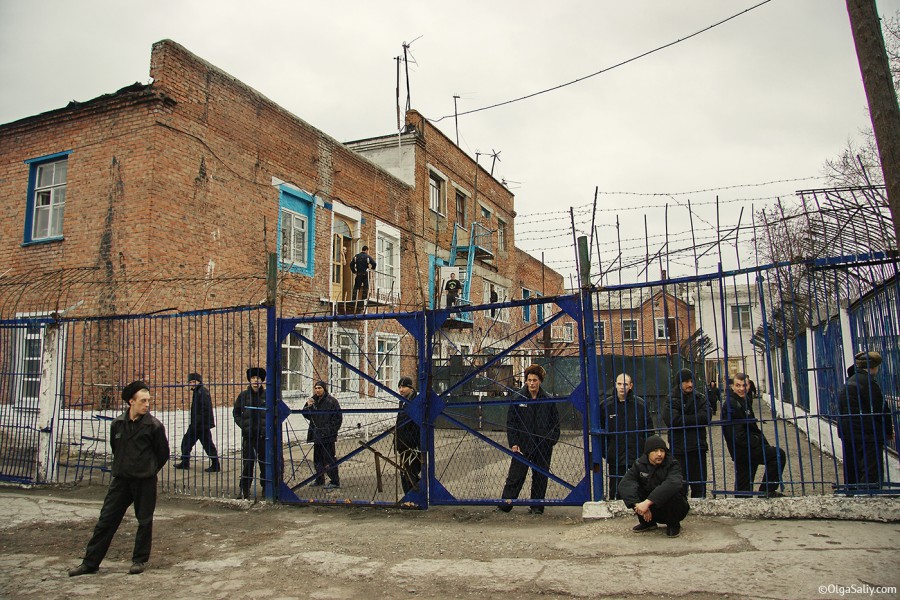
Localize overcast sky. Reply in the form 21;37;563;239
2;0;897;284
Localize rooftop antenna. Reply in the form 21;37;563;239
401;36;422;114
489;149;501;176
453;95;460;145
395;56;402;131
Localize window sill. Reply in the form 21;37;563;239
22;236;64;247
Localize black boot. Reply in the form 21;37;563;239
205;459;220;473
174;459;189;469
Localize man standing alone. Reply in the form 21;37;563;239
350;245;377;303
174;372;219;472
69;381;169;576
233;367;267;500
301;381;343;489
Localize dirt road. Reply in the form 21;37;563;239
1;485;899;599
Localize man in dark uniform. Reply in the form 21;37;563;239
174;372;219;472
497;364;560;514
444;271;461;307
350;245;377;302
301;380;343;489
838;351;894;491
619;435;690;538
663;369;711;498
394;376;422;495
722;372;786;498
68;381;170;576
233;367;267;500
601;372;653;500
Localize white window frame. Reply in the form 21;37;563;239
281;325;313;402
594;320;606;342
453;185;468;230
280;208;308;268
375;334;400;391
622;319;639;341
329;327;360;397
497;218;507;252
31;158;67;241
480;204;492;220
731;304;752;330
428;166;447;215
375;221;401;301
655;317;675;340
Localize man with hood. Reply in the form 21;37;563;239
233;367;266;500
662;369;711;498
619;435;690;538
837;351;894;490
174;372;219;472
497;364;560;515
68;381;170;576
601;372;653;500
394;376;422;494
301;380;343;489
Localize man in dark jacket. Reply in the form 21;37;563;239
233;367;267;500
619;435;689;538
394;376;422;495
838;351;894;490
707;381;721;415
301;380;343;489
662;369;710;498
69;381;170;576
350;245;377;302
497;364;560;515
722;372;786;498
601;372;653;500
174;372;219;472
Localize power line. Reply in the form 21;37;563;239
428;0;774;123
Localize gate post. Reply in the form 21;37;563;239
577;237;604;501
265;252;279;502
36;322;62;483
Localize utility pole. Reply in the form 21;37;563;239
846;0;900;246
453;95;460;146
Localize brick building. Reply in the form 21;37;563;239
593;288;695;358
0;40;566;411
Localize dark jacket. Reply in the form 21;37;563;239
395;388;420;452
618;452;685;508
722;391;766;459
301;392;343;444
233;386;266;437
506;386;560;456
350;251;376;276
662;387;710;454
110;411;170;479
601;392;653;467
837;369;894;444
190;384;215;430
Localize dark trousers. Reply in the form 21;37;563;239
446;294;458;308
179;426;218;463
398;447;422;494
501;446;554;506
734;444;786;495
313;440;339;485
240;433;267;495
636;492;690;526
352;275;369;301
675;451;707;498
842;437;884;488
607;461;629;500
82;476;157;568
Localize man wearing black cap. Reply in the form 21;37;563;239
174;372;219;472
233;367;267;499
394;376;422;495
837;351;894;490
301;381;343;489
68;381;170;576
722;372;786;498
663;369;710;498
350;245;377;303
619;435;690;538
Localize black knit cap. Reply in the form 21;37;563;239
398;376;414;388
314;380;328;394
121;380;149;403
246;367;266;381
677;369;693;384
643;435;669;455
188;372;202;383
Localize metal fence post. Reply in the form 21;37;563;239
578;236;604;501
36;321;62;483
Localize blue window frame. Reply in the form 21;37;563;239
23;151;71;245
278;186;315;276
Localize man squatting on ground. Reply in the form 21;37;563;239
619;435;690;538
69;381;170;576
